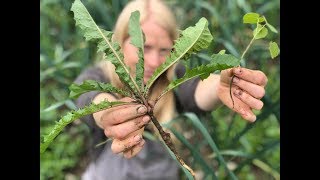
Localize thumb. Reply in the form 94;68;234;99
220;68;234;84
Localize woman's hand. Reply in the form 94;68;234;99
218;66;268;122
94;96;151;158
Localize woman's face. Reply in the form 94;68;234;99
123;18;173;84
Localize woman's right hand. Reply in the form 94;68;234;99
93;95;151;158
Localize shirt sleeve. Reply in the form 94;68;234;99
73;66;109;161
174;63;207;114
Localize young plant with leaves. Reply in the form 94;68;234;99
229;12;280;108
40;0;279;178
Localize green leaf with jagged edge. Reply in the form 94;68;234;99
269;41;280;59
253;24;268;39
40;100;129;153
145;17;213;94
69;80;131;99
129;11;145;92
70;0;142;99
157;54;240;100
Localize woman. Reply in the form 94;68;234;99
74;0;267;179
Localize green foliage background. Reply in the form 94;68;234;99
40;0;279;179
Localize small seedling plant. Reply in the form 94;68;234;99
40;0;279;178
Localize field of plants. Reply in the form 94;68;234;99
40;0;280;179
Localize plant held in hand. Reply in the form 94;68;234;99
40;0;279;179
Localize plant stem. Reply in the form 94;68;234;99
148;111;195;179
229;24;266;108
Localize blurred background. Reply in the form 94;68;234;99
40;0;280;179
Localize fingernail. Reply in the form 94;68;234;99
234;67;242;75
143;116;150;123
139;139;145;147
133;135;142;142
250;116;257;122
137;106;147;114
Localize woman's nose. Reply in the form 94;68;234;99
144;50;163;68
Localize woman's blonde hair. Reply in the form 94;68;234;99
98;0;180;138
113;0;178;45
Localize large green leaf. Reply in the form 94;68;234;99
128;11;145;92
70;0;142;98
157;54;240;100
69;80;131;99
40;100;128;153
145;17;213;94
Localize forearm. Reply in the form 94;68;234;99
194;74;222;111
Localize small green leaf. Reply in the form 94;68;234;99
269;41;280;59
218;50;226;55
266;22;278;33
243;12;260;24
253;24;268;39
258;16;266;23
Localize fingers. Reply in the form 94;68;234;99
111;128;146;158
229;92;257;122
104;115;150;140
233;67;268;87
101;104;148;127
123;139;145;159
111;134;143;154
233;86;264;110
232;76;265;99
217;84;257;122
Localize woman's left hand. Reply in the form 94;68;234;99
218;66;268;122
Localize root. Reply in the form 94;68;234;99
148;111;195;179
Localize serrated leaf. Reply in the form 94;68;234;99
69;80;130;99
266;22;278;33
269;41;280;59
128;11;145;91
70;0;142;98
145;17;213;94
243;12;260;24
157;54;239;100
40;100;128;153
253;24;268;39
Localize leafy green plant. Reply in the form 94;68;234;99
229;12;280;108
40;0;279;179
